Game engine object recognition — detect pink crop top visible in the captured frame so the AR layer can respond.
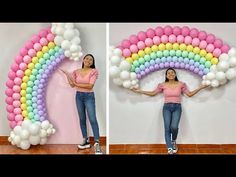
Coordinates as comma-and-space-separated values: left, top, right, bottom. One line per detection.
155, 81, 190, 103
71, 69, 98, 92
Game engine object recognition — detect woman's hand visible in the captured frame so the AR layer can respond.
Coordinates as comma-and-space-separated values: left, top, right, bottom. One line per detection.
131, 88, 141, 93
59, 68, 75, 87
199, 84, 210, 90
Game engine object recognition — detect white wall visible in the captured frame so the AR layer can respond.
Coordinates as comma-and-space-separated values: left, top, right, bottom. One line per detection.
0, 23, 106, 143
109, 23, 236, 144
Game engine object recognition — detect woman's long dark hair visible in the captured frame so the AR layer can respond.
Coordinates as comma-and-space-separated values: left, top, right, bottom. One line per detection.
165, 68, 178, 82
82, 54, 96, 68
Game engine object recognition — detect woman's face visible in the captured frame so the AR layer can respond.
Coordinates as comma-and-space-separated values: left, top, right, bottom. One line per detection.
83, 55, 93, 67
166, 70, 176, 80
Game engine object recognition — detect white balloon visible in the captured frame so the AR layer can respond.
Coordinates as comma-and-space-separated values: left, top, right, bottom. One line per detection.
229, 57, 236, 67
57, 23, 66, 27
130, 72, 137, 80
40, 129, 47, 138
123, 80, 131, 88
47, 129, 52, 135
110, 56, 121, 66
13, 135, 21, 145
226, 68, 236, 80
131, 80, 137, 85
202, 75, 206, 80
71, 37, 81, 45
51, 26, 56, 34
119, 60, 131, 71
22, 119, 32, 129
113, 48, 122, 57
10, 131, 15, 139
55, 27, 65, 35
29, 124, 40, 136
109, 46, 115, 51
64, 29, 75, 40
54, 36, 64, 46
215, 72, 226, 81
120, 71, 130, 80
52, 128, 56, 134
40, 138, 47, 145
219, 79, 227, 85
29, 135, 40, 145
205, 80, 211, 85
8, 137, 12, 142
61, 40, 71, 50
113, 78, 123, 86
211, 80, 220, 87
13, 126, 22, 135
219, 53, 229, 61
70, 44, 79, 52
228, 48, 236, 57
41, 120, 50, 130
210, 65, 218, 73
64, 50, 72, 57
217, 61, 229, 72
206, 72, 215, 80
79, 52, 83, 58
20, 140, 30, 150
20, 129, 30, 139
74, 29, 80, 36
109, 66, 120, 78
65, 23, 74, 29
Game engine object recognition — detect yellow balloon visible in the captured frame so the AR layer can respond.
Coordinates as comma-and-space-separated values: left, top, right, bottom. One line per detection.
186, 45, 193, 52
158, 44, 166, 51
28, 63, 35, 70
24, 69, 31, 76
205, 53, 213, 60
211, 57, 219, 65
21, 104, 27, 110
132, 53, 139, 60
22, 76, 29, 83
151, 45, 158, 52
172, 43, 179, 50
138, 50, 145, 57
32, 57, 39, 64
144, 47, 152, 54
36, 51, 43, 58
42, 46, 49, 53
20, 90, 26, 97
193, 47, 200, 54
126, 57, 133, 64
179, 44, 186, 51
165, 43, 172, 50
48, 42, 55, 49
21, 83, 27, 90
200, 50, 207, 57
20, 97, 26, 104
22, 110, 28, 118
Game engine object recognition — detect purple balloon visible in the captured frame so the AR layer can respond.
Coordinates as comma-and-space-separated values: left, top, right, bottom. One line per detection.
38, 84, 44, 89
164, 62, 170, 68
145, 68, 150, 74
137, 74, 141, 79
159, 63, 164, 68
185, 64, 190, 70
180, 63, 185, 69
174, 62, 180, 68
198, 70, 204, 77
40, 116, 46, 121
189, 65, 195, 71
170, 62, 174, 67
37, 100, 43, 105
37, 88, 43, 94
60, 55, 65, 59
40, 79, 45, 84
56, 58, 61, 63
154, 64, 159, 70
149, 65, 154, 72
194, 68, 199, 73
48, 65, 53, 70
38, 110, 44, 116
37, 94, 43, 99
140, 71, 145, 76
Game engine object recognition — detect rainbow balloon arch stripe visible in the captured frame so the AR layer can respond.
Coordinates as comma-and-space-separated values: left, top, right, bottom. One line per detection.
109, 25, 236, 89
5, 23, 83, 150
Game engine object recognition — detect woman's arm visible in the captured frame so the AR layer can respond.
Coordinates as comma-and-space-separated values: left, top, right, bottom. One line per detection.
73, 82, 94, 89
185, 84, 209, 97
131, 88, 158, 96
59, 69, 75, 87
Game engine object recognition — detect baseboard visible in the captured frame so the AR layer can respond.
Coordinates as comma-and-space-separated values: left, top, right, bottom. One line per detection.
89, 136, 106, 145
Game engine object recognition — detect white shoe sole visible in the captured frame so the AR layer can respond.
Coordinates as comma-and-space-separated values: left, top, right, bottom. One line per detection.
95, 152, 103, 155
78, 144, 91, 149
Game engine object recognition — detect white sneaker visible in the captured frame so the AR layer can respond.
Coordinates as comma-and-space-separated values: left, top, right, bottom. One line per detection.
167, 148, 174, 155
78, 139, 91, 149
94, 142, 103, 155
172, 140, 178, 154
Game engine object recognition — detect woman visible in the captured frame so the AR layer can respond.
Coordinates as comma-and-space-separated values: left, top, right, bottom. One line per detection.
132, 68, 208, 154
60, 54, 102, 154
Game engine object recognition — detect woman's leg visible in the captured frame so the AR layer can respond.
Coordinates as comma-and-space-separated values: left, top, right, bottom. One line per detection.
162, 104, 173, 149
170, 104, 182, 141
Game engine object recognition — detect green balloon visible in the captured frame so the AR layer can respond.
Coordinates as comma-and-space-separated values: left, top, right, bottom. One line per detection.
26, 87, 32, 94
27, 81, 34, 87
205, 61, 211, 68
163, 50, 169, 57
139, 57, 145, 64
42, 64, 47, 70
194, 55, 201, 62
150, 52, 157, 59
54, 46, 60, 52
30, 75, 36, 81
156, 51, 163, 58
27, 106, 33, 112
200, 57, 206, 64
133, 60, 140, 67
39, 58, 46, 64
26, 100, 32, 106
26, 94, 32, 100
38, 69, 44, 74
182, 51, 188, 58
169, 50, 176, 56
49, 49, 55, 56
131, 65, 135, 72
175, 50, 182, 57
43, 53, 50, 60
28, 112, 34, 119
188, 52, 195, 59
144, 55, 151, 62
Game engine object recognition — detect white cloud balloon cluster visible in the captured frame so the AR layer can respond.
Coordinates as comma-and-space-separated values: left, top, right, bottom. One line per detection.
51, 23, 83, 61
109, 46, 139, 89
202, 47, 236, 87
8, 119, 56, 150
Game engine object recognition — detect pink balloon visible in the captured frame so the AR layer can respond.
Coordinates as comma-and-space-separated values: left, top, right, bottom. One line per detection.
13, 85, 21, 93
155, 27, 163, 36
25, 41, 34, 50
15, 114, 23, 121
34, 43, 42, 51
19, 63, 27, 70
206, 34, 215, 44
189, 28, 199, 38
6, 105, 14, 113
5, 97, 13, 104
221, 44, 230, 53
7, 113, 15, 121
31, 34, 40, 43
168, 34, 176, 43
192, 38, 200, 47
181, 26, 190, 36
16, 70, 24, 78
213, 39, 223, 48
206, 44, 215, 53
199, 40, 207, 49
11, 63, 19, 72
198, 31, 207, 40
137, 41, 145, 50
6, 80, 14, 88
46, 33, 55, 42
129, 35, 139, 44
17, 120, 23, 126
130, 44, 138, 53
28, 49, 36, 57
164, 25, 172, 35
121, 39, 131, 48
12, 93, 20, 100
5, 89, 14, 97
213, 48, 221, 57
9, 121, 17, 129
8, 70, 16, 80
153, 36, 161, 45
137, 31, 147, 41
14, 108, 21, 115
145, 38, 153, 47
184, 36, 192, 44
122, 49, 131, 57
23, 55, 31, 64
15, 55, 23, 64
173, 26, 181, 36
13, 100, 21, 108
39, 29, 48, 38
117, 45, 124, 51
146, 28, 155, 38
40, 38, 48, 46
161, 35, 168, 43
20, 48, 28, 56
177, 35, 184, 43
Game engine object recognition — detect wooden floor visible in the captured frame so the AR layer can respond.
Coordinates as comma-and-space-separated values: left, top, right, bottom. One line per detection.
109, 144, 236, 154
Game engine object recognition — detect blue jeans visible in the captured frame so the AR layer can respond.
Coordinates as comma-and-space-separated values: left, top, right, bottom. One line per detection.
162, 103, 182, 149
75, 91, 100, 142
